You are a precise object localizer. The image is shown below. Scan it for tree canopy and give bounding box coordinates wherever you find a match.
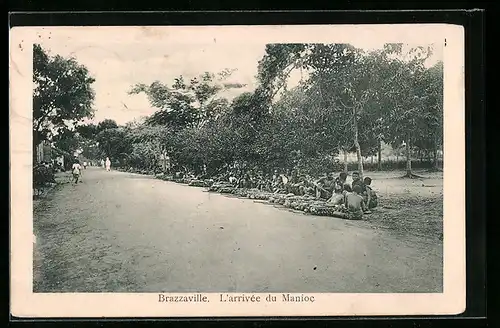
[56,43,443,179]
[33,44,96,147]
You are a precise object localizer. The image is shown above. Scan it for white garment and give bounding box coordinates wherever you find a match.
[72,163,81,174]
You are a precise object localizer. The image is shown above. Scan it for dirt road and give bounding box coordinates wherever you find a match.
[33,167,442,293]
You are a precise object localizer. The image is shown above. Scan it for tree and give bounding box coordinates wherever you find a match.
[257,43,309,102]
[129,125,173,172]
[380,45,435,177]
[303,44,377,177]
[75,123,98,140]
[129,70,233,129]
[96,119,119,132]
[420,61,443,170]
[258,43,393,177]
[223,91,270,167]
[95,127,132,166]
[80,139,100,161]
[33,44,96,148]
[52,128,80,156]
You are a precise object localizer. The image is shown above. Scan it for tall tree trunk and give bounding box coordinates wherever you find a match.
[377,139,382,171]
[161,150,167,173]
[433,135,439,170]
[343,149,348,173]
[33,141,38,165]
[353,107,364,178]
[405,136,412,177]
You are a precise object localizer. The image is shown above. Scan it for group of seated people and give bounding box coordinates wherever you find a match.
[319,171,378,218]
[217,169,378,216]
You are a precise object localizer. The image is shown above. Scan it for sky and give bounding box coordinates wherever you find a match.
[33,27,443,126]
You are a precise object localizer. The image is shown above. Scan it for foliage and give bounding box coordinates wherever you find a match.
[51,43,443,180]
[33,164,55,190]
[128,70,233,129]
[33,44,96,146]
[95,127,133,164]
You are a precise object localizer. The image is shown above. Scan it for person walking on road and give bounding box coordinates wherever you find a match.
[105,157,111,172]
[71,160,82,184]
[100,159,105,169]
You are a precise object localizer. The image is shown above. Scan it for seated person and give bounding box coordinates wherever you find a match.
[345,185,368,220]
[294,175,306,195]
[238,173,248,188]
[315,172,336,200]
[328,192,345,205]
[254,174,264,190]
[272,170,279,181]
[335,172,348,191]
[242,173,255,189]
[328,178,346,205]
[285,170,301,195]
[228,173,238,186]
[296,176,315,196]
[248,173,256,189]
[342,183,352,203]
[272,175,285,193]
[262,176,273,192]
[351,171,366,194]
[363,177,378,209]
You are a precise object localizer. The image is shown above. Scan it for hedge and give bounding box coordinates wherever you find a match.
[33,165,56,196]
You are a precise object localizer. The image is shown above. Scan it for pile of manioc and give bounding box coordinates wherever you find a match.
[207,184,349,219]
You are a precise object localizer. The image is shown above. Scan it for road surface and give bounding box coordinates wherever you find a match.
[33,167,442,293]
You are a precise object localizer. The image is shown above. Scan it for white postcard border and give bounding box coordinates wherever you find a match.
[10,24,465,317]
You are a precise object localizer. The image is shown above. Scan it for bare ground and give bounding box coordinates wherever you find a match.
[359,170,443,241]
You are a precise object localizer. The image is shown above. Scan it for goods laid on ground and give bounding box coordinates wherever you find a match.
[233,188,250,197]
[188,179,210,187]
[219,187,236,194]
[248,192,274,200]
[208,182,234,192]
[145,170,363,220]
[308,204,348,218]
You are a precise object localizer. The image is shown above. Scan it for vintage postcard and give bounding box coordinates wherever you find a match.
[10,24,465,317]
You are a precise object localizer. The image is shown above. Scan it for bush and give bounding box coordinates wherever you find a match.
[33,165,56,189]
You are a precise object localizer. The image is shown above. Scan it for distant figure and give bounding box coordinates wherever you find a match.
[105,157,111,172]
[100,159,105,168]
[83,161,88,169]
[72,160,82,184]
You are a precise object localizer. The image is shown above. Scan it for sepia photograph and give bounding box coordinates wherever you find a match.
[10,24,465,317]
